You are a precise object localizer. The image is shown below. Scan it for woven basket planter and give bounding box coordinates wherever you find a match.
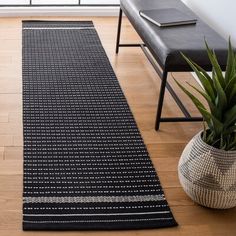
[178,131,236,209]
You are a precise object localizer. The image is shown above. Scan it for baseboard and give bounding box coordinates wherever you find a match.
[0,6,120,17]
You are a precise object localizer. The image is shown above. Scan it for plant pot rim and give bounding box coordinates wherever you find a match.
[196,131,236,155]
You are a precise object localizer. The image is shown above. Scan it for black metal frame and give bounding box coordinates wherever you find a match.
[116,8,203,130]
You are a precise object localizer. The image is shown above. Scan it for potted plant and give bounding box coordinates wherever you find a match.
[175,39,236,209]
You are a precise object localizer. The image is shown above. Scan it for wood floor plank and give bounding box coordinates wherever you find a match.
[0,135,14,147]
[0,194,22,211]
[0,79,21,94]
[13,135,23,147]
[2,225,235,236]
[0,123,22,135]
[0,113,9,123]
[8,112,22,123]
[0,175,22,192]
[172,205,236,225]
[0,160,22,174]
[152,158,179,172]
[0,147,4,159]
[163,187,194,207]
[3,147,23,160]
[147,143,186,158]
[158,171,181,188]
[141,125,201,144]
[0,94,22,113]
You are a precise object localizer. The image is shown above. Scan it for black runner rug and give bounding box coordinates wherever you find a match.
[22,21,177,230]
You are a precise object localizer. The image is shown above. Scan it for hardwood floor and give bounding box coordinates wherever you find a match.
[0,16,235,236]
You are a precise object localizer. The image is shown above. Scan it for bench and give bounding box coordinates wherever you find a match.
[116,0,228,130]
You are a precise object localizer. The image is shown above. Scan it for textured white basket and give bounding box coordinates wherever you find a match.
[178,131,236,209]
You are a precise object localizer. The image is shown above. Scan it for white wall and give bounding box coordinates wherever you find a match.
[182,0,236,46]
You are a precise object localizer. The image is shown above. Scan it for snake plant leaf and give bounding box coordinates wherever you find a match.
[225,74,236,96]
[224,105,236,128]
[229,84,236,104]
[212,69,227,112]
[181,52,215,101]
[176,78,223,135]
[202,122,207,141]
[206,131,215,144]
[174,79,211,127]
[222,125,236,136]
[227,135,236,150]
[198,106,224,136]
[190,60,216,94]
[205,41,226,88]
[186,82,220,119]
[176,39,236,150]
[220,136,227,149]
[225,38,236,84]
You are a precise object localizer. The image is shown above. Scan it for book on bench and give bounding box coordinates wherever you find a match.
[139,8,197,27]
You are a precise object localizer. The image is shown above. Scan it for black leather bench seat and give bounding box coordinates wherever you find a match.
[120,0,228,71]
[117,0,229,130]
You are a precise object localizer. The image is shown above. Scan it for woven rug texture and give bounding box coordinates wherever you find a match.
[22,21,177,230]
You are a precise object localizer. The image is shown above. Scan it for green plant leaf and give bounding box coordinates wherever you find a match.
[227,134,236,150]
[225,38,236,84]
[224,105,236,128]
[176,38,236,150]
[205,41,226,88]
[174,79,212,128]
[229,84,236,104]
[222,125,236,136]
[198,106,224,136]
[186,82,220,119]
[225,74,236,96]
[220,135,226,149]
[212,69,227,113]
[181,53,216,101]
[191,61,216,94]
[206,130,216,144]
[202,122,207,142]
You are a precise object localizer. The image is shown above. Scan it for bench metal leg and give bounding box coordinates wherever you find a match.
[140,45,203,130]
[116,9,144,52]
[116,8,123,54]
[155,70,168,131]
[115,19,203,130]
[154,70,203,130]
